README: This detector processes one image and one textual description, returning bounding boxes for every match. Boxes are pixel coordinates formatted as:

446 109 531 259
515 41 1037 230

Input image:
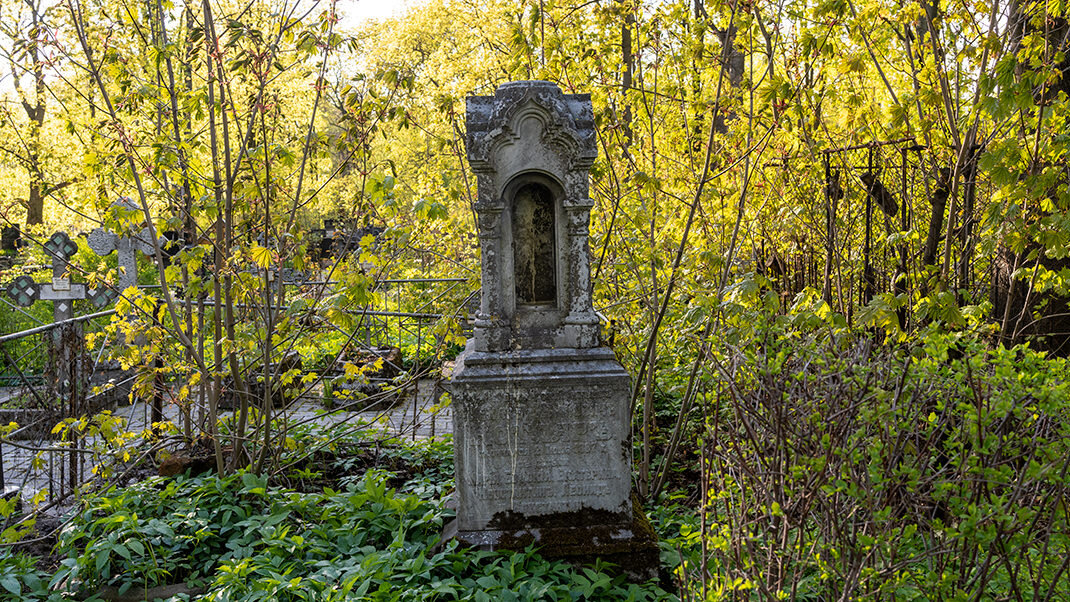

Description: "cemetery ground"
0 385 688 602
0 221 1068 599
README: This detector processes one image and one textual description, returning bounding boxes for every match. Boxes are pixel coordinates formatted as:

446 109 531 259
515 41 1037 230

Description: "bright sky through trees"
0 0 420 94
339 0 414 26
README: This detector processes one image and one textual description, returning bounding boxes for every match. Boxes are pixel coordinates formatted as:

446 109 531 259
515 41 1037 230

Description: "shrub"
687 328 1070 600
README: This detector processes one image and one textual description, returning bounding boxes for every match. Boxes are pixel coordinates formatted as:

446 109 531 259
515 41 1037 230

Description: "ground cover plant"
4 316 1069 601
0 428 682 601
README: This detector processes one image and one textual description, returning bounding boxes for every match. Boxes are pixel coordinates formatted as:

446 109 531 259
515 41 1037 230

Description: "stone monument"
445 81 658 578
5 232 103 466
87 198 156 295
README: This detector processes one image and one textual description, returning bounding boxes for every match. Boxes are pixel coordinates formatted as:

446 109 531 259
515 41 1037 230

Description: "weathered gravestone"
87 198 157 295
89 199 166 419
2 222 152 493
4 207 156 421
4 232 116 417
445 81 658 578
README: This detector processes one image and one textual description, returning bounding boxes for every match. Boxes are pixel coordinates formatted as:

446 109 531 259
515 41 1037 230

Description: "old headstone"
5 212 155 410
445 81 658 578
87 198 156 296
4 232 107 321
4 232 91 474
88 199 165 417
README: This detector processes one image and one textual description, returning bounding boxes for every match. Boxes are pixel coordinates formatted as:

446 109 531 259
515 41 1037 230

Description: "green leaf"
0 575 20 596
113 543 131 560
126 539 144 556
241 472 268 495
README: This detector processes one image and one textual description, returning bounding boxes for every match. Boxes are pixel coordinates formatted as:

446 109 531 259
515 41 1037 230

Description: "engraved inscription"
457 380 630 523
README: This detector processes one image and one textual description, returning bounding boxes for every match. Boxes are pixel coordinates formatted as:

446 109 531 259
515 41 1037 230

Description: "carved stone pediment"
467 81 596 177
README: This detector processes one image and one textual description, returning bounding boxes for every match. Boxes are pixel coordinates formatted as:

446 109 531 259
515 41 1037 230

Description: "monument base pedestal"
447 344 661 582
441 494 661 582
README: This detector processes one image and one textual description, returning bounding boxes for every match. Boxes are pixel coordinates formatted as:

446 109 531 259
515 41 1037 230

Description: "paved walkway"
0 378 452 508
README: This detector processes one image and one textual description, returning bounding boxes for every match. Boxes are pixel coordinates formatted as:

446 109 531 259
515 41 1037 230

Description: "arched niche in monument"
465 80 601 351
509 177 559 307
499 172 571 343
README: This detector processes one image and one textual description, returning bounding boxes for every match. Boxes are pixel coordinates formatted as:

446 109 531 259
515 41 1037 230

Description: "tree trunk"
621 2 634 149
712 23 743 132
22 2 47 226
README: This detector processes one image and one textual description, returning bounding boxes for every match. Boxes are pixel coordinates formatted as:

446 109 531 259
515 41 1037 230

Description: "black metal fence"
0 274 472 515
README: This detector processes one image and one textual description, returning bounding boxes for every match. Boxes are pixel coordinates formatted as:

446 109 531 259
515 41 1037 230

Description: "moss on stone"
462 493 660 581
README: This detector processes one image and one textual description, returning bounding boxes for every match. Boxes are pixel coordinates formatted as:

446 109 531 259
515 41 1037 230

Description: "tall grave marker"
5 232 117 416
4 202 154 420
446 81 658 577
87 201 156 295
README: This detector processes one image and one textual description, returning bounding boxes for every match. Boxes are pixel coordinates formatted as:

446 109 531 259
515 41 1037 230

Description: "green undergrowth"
0 431 684 601
682 322 1070 600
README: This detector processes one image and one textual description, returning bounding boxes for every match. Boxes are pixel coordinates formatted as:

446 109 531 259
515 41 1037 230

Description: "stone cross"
3 232 97 421
87 225 154 295
87 197 156 296
2 221 155 430
4 232 116 321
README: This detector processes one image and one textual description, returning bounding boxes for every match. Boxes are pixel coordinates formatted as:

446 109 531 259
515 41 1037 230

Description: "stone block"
447 343 660 580
450 345 632 530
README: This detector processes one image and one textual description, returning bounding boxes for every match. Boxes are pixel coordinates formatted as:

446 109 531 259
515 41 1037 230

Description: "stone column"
473 201 509 352
561 198 599 348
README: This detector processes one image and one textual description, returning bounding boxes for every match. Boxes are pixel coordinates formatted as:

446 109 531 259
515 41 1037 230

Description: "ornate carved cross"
4 232 118 322
2 232 102 417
